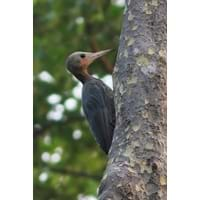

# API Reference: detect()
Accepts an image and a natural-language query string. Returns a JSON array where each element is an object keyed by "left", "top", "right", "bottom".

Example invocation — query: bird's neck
[{"left": 75, "top": 71, "right": 92, "bottom": 84}]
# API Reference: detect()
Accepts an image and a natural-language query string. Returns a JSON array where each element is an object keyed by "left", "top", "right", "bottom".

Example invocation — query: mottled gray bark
[{"left": 98, "top": 0, "right": 166, "bottom": 199}]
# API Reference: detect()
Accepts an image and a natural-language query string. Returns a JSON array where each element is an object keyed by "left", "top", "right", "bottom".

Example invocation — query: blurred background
[{"left": 33, "top": 0, "right": 124, "bottom": 199}]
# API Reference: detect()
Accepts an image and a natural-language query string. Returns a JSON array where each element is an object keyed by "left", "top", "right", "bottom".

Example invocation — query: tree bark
[{"left": 98, "top": 0, "right": 166, "bottom": 199}]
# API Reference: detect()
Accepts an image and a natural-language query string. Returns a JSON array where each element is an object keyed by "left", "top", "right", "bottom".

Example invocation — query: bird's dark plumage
[
  {"left": 82, "top": 78, "right": 115, "bottom": 154},
  {"left": 66, "top": 49, "right": 115, "bottom": 154}
]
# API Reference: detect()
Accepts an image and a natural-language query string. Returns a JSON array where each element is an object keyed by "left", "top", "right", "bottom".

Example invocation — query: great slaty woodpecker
[{"left": 66, "top": 49, "right": 115, "bottom": 154}]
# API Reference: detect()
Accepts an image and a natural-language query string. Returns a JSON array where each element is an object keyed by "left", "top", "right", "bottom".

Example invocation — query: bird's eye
[{"left": 80, "top": 54, "right": 85, "bottom": 58}]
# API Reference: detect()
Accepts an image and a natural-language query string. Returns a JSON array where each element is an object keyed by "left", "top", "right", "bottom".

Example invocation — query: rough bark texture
[{"left": 98, "top": 0, "right": 166, "bottom": 199}]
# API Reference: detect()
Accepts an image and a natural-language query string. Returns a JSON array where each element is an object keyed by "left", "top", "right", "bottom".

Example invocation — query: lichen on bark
[{"left": 98, "top": 0, "right": 166, "bottom": 199}]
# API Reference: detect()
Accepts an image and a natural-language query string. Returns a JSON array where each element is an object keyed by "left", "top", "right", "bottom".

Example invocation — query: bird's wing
[{"left": 82, "top": 83, "right": 114, "bottom": 154}]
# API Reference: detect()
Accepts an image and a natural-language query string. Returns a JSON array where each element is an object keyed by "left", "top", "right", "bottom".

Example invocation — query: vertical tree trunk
[{"left": 98, "top": 0, "right": 166, "bottom": 199}]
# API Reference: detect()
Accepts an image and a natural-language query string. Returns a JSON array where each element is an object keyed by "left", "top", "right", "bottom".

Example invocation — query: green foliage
[{"left": 34, "top": 0, "right": 124, "bottom": 199}]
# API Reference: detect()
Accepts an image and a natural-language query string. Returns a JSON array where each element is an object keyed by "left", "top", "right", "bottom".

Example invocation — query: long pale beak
[{"left": 87, "top": 49, "right": 112, "bottom": 64}]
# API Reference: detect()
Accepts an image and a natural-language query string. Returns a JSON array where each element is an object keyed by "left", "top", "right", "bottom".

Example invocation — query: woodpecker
[{"left": 66, "top": 49, "right": 115, "bottom": 154}]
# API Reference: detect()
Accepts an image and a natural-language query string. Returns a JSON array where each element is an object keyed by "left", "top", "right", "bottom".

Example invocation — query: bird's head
[{"left": 66, "top": 49, "right": 111, "bottom": 75}]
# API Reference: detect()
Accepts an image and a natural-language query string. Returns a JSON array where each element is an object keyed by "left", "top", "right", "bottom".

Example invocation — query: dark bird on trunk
[{"left": 66, "top": 49, "right": 115, "bottom": 154}]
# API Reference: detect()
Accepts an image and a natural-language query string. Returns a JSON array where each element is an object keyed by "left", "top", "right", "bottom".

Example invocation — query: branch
[
  {"left": 49, "top": 167, "right": 102, "bottom": 181},
  {"left": 84, "top": 20, "right": 114, "bottom": 73},
  {"left": 90, "top": 36, "right": 114, "bottom": 73}
]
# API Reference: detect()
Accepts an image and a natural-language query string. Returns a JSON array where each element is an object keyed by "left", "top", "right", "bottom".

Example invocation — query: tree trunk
[{"left": 98, "top": 0, "right": 166, "bottom": 199}]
